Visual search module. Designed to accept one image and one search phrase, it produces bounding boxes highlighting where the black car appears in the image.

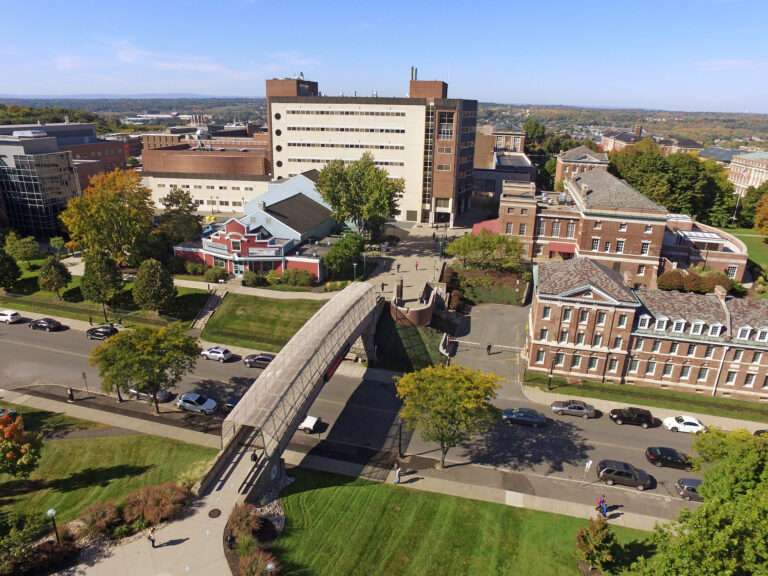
[243,353,276,368]
[609,407,654,428]
[502,407,547,428]
[754,429,767,437]
[86,326,118,340]
[645,446,693,471]
[597,459,652,491]
[29,318,62,332]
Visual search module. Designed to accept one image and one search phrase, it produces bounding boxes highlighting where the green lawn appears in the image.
[0,404,217,532]
[731,231,768,271]
[1,263,210,328]
[372,312,445,372]
[274,469,652,576]
[525,372,768,424]
[201,293,326,352]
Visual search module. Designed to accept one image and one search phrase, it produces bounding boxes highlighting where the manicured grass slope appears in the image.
[201,293,326,352]
[373,312,444,372]
[275,469,649,576]
[732,232,768,270]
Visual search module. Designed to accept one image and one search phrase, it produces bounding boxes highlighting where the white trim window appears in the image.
[588,357,598,371]
[680,365,691,379]
[617,314,627,328]
[733,349,743,362]
[673,320,686,333]
[645,361,656,375]
[737,327,752,340]
[662,363,673,377]
[571,354,582,368]
[697,367,709,381]
[757,328,768,342]
[535,350,545,363]
[744,373,756,388]
[655,318,668,331]
[690,321,704,336]
[542,306,551,319]
[709,324,723,337]
[608,358,619,372]
[638,315,651,330]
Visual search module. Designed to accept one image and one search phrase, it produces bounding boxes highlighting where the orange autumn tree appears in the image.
[0,412,43,479]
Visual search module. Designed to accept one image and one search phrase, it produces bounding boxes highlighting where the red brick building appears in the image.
[527,257,768,401]
[554,146,609,185]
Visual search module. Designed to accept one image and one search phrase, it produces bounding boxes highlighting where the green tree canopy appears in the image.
[755,193,768,236]
[132,258,177,312]
[444,229,523,270]
[0,413,43,479]
[90,323,200,413]
[0,249,22,292]
[3,231,38,268]
[48,236,67,257]
[323,233,365,278]
[315,152,402,235]
[38,255,72,298]
[740,181,768,229]
[157,187,203,245]
[395,365,501,468]
[81,251,123,322]
[523,118,546,148]
[59,169,153,263]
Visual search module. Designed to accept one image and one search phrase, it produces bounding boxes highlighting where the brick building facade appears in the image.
[554,146,609,185]
[527,258,768,402]
[728,151,768,197]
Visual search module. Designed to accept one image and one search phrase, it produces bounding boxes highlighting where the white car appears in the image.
[663,415,708,434]
[176,392,217,415]
[0,310,22,324]
[201,346,233,363]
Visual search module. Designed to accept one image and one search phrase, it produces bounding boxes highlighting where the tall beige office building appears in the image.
[267,69,476,226]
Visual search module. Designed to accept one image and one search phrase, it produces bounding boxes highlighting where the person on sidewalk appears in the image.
[118,318,124,328]
[147,526,156,548]
[88,315,92,326]
[487,344,492,355]
[396,263,400,273]
[381,282,385,292]
[598,495,607,517]
[415,261,419,271]
[394,462,401,485]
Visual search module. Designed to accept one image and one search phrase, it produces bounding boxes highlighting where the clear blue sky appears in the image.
[2,0,767,113]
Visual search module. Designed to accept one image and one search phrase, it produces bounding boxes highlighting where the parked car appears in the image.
[86,326,118,340]
[675,478,703,501]
[201,346,233,363]
[551,399,597,419]
[29,318,62,332]
[502,407,547,428]
[0,408,20,420]
[176,392,217,415]
[243,352,276,368]
[663,415,707,434]
[609,407,654,428]
[0,310,22,324]
[222,397,241,413]
[645,446,693,471]
[128,386,172,403]
[597,459,652,491]
[753,429,767,437]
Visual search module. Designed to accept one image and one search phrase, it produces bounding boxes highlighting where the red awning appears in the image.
[548,242,576,254]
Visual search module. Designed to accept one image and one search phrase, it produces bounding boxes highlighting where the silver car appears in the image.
[0,310,21,324]
[551,399,597,419]
[201,346,233,363]
[177,392,217,415]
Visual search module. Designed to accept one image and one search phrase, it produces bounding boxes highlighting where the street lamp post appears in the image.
[353,262,358,282]
[398,417,405,458]
[47,508,61,548]
[362,253,367,278]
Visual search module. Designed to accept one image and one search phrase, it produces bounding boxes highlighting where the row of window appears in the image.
[590,237,651,255]
[538,327,622,350]
[589,220,654,234]
[286,142,405,150]
[287,158,405,167]
[286,126,405,133]
[194,199,243,207]
[542,306,627,328]
[637,315,767,341]
[534,219,577,238]
[286,110,406,117]
[633,338,764,363]
[156,183,255,191]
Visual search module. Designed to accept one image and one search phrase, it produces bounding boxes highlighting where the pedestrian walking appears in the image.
[487,344,492,355]
[396,263,400,273]
[432,231,436,240]
[394,462,402,485]
[147,527,156,548]
[598,495,607,517]
[381,281,385,292]
[118,318,123,328]
[88,315,92,326]
[415,261,419,271]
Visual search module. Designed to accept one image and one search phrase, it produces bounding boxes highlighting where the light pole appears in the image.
[353,262,358,281]
[397,416,404,458]
[362,253,367,278]
[47,508,61,548]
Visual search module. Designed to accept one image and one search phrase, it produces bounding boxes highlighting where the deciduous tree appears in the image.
[323,233,365,278]
[157,187,203,245]
[0,249,22,293]
[0,412,43,479]
[739,181,768,229]
[523,118,546,148]
[575,516,616,571]
[38,255,72,298]
[396,365,501,469]
[81,251,123,322]
[4,231,38,268]
[315,152,402,235]
[132,258,177,312]
[59,169,153,262]
[48,236,67,258]
[444,229,523,270]
[90,323,200,413]
[755,193,768,236]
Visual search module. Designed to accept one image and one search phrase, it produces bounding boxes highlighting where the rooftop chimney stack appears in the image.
[634,123,643,138]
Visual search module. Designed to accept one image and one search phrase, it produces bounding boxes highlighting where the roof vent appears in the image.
[258,201,266,210]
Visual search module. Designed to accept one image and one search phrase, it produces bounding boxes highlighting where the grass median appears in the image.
[274,468,652,576]
[524,372,768,424]
[201,293,326,352]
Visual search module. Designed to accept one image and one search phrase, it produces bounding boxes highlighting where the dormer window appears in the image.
[757,328,768,342]
[690,321,704,336]
[737,327,752,340]
[673,320,686,333]
[655,318,668,331]
[709,324,723,337]
[638,315,650,330]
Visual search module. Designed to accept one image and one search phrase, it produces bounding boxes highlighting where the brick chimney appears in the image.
[634,123,643,138]
[623,271,633,288]
[714,285,731,337]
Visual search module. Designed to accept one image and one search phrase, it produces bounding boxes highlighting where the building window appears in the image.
[539,328,548,340]
[688,344,697,356]
[616,240,625,253]
[645,225,652,233]
[608,358,619,372]
[571,355,582,368]
[506,223,514,234]
[594,221,602,230]
[613,336,623,349]
[593,334,603,347]
[652,340,661,352]
[438,112,455,139]
[726,266,738,279]
[680,365,691,379]
[520,208,528,215]
[579,310,588,323]
[709,324,722,337]
[563,308,572,322]
[738,327,751,340]
[733,349,743,361]
[670,342,679,354]
[641,241,651,255]
[219,201,229,206]
[629,359,639,373]
[604,241,611,252]
[645,361,656,375]
[619,222,627,231]
[533,244,543,256]
[551,221,561,236]
[745,373,756,388]
[725,371,736,385]
[597,311,606,326]
[617,314,627,328]
[638,265,646,275]
[691,322,704,335]
[536,220,546,235]
[705,345,715,359]
[673,320,685,333]
[566,222,575,238]
[576,333,585,345]
[757,329,768,342]
[519,223,527,235]
[436,164,451,171]
[634,338,644,350]
[231,240,241,252]
[753,351,763,364]
[663,363,673,377]
[536,350,545,363]
[559,330,568,343]
[588,357,598,371]
[555,353,565,367]
[591,238,600,251]
[655,318,667,331]
[697,367,709,381]
[542,306,551,319]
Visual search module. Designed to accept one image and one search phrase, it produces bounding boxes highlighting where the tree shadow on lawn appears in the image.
[47,464,154,493]
[10,276,40,296]
[460,418,592,474]
[609,537,657,574]
[61,285,83,302]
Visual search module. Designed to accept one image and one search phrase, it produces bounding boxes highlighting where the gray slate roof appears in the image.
[300,169,320,183]
[699,147,739,163]
[264,193,331,234]
[635,290,727,325]
[571,170,668,213]
[537,258,636,304]
[726,297,768,330]
[558,145,608,163]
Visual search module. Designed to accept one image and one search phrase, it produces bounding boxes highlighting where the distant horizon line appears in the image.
[0,93,765,116]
